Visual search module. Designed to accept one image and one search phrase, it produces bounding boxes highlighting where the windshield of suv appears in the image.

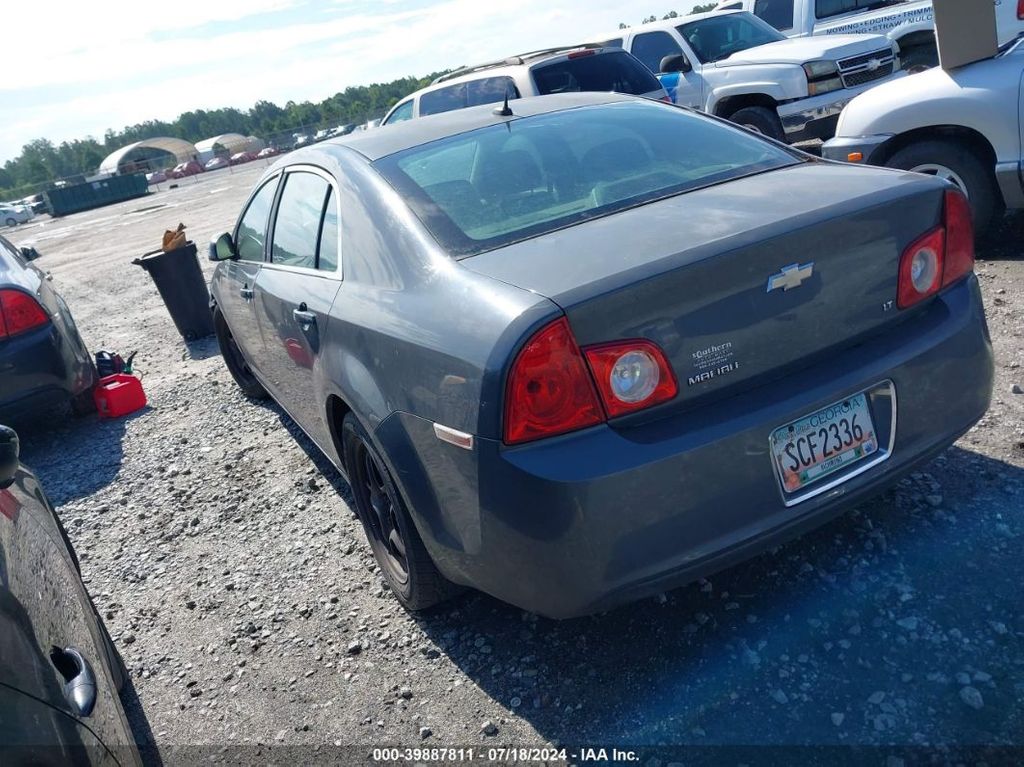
[677,13,786,64]
[374,100,797,258]
[531,50,662,96]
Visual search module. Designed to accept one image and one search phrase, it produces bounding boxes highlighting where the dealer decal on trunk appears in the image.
[688,341,740,387]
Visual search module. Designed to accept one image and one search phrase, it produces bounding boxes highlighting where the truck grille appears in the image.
[838,48,897,89]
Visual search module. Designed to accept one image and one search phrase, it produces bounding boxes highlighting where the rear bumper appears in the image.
[380,276,992,618]
[0,322,96,422]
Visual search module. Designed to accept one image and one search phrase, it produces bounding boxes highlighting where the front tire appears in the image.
[727,106,785,142]
[342,413,458,612]
[887,140,1001,234]
[5,218,15,227]
[214,309,267,399]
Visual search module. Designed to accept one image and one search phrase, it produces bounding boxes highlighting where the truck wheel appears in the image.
[900,44,938,73]
[727,106,785,142]
[342,413,460,612]
[887,140,1001,234]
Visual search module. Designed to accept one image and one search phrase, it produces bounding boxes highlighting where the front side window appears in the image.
[235,177,279,261]
[754,0,795,30]
[375,100,797,258]
[271,172,331,269]
[677,13,786,64]
[630,31,685,74]
[532,50,662,96]
[385,100,414,124]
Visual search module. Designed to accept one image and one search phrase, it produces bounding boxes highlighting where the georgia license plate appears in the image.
[771,393,878,494]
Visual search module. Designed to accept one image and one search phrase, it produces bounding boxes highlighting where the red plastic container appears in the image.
[93,374,147,418]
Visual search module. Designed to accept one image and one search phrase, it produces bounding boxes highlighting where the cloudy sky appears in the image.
[1,1,705,163]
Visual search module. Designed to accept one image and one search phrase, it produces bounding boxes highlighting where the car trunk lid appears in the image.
[462,162,946,417]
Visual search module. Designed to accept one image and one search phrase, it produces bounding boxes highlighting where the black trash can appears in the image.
[133,242,215,341]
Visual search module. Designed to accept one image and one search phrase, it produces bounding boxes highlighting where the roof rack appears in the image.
[431,43,605,85]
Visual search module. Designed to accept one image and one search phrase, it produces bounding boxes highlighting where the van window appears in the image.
[385,100,414,124]
[532,50,662,96]
[420,77,519,116]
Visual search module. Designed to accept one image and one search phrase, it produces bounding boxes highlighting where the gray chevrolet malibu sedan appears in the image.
[208,92,993,619]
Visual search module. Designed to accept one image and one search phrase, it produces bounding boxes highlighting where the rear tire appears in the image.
[214,309,267,399]
[887,140,1001,234]
[4,217,15,227]
[342,413,459,612]
[70,388,96,416]
[727,106,785,142]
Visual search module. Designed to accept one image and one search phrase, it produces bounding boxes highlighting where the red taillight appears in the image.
[897,189,975,309]
[503,317,604,445]
[0,289,49,338]
[1018,0,1024,19]
[659,95,672,103]
[583,340,678,418]
[567,49,597,59]
[943,188,975,285]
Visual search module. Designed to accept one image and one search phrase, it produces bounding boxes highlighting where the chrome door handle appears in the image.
[52,647,97,717]
[240,287,254,301]
[293,309,316,326]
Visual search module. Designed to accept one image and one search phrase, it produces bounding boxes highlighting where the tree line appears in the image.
[0,73,443,200]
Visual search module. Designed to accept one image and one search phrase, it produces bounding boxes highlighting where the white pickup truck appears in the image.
[590,9,902,142]
[718,0,1024,70]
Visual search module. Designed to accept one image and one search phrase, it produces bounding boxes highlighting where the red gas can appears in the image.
[93,374,147,418]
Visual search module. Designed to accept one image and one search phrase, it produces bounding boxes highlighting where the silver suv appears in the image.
[381,46,668,124]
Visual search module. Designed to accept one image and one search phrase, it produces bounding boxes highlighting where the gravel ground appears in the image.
[8,162,1024,761]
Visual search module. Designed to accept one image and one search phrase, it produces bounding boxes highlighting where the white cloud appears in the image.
[2,1,701,162]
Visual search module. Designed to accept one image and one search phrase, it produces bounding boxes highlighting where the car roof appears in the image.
[314,91,639,162]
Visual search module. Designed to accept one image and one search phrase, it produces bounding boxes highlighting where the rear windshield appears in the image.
[420,77,520,117]
[532,50,662,96]
[677,13,786,63]
[374,100,797,258]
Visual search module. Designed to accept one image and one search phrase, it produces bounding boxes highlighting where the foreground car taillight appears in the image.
[504,318,678,444]
[583,341,678,418]
[897,189,975,309]
[1018,0,1024,19]
[504,317,604,445]
[0,289,49,339]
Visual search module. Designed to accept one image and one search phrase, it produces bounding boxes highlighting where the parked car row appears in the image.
[1,204,34,227]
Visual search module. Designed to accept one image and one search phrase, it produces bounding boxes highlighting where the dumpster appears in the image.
[45,174,148,217]
[132,242,215,341]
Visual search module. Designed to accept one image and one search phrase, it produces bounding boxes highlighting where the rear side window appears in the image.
[815,0,884,21]
[532,50,662,96]
[630,31,685,74]
[272,172,331,269]
[318,188,340,272]
[420,77,520,117]
[235,178,279,262]
[754,0,795,30]
[375,99,797,258]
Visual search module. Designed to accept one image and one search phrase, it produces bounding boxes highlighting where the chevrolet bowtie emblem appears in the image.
[766,262,815,293]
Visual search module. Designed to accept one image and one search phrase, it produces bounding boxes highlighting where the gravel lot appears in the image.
[8,160,1024,762]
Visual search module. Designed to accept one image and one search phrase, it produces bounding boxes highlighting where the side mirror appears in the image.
[20,246,40,261]
[660,53,692,74]
[0,426,19,490]
[208,232,237,262]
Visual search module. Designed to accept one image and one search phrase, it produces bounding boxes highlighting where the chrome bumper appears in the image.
[777,72,907,140]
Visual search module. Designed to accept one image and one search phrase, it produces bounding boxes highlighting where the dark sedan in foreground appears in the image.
[0,236,96,422]
[209,93,993,619]
[0,426,141,764]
